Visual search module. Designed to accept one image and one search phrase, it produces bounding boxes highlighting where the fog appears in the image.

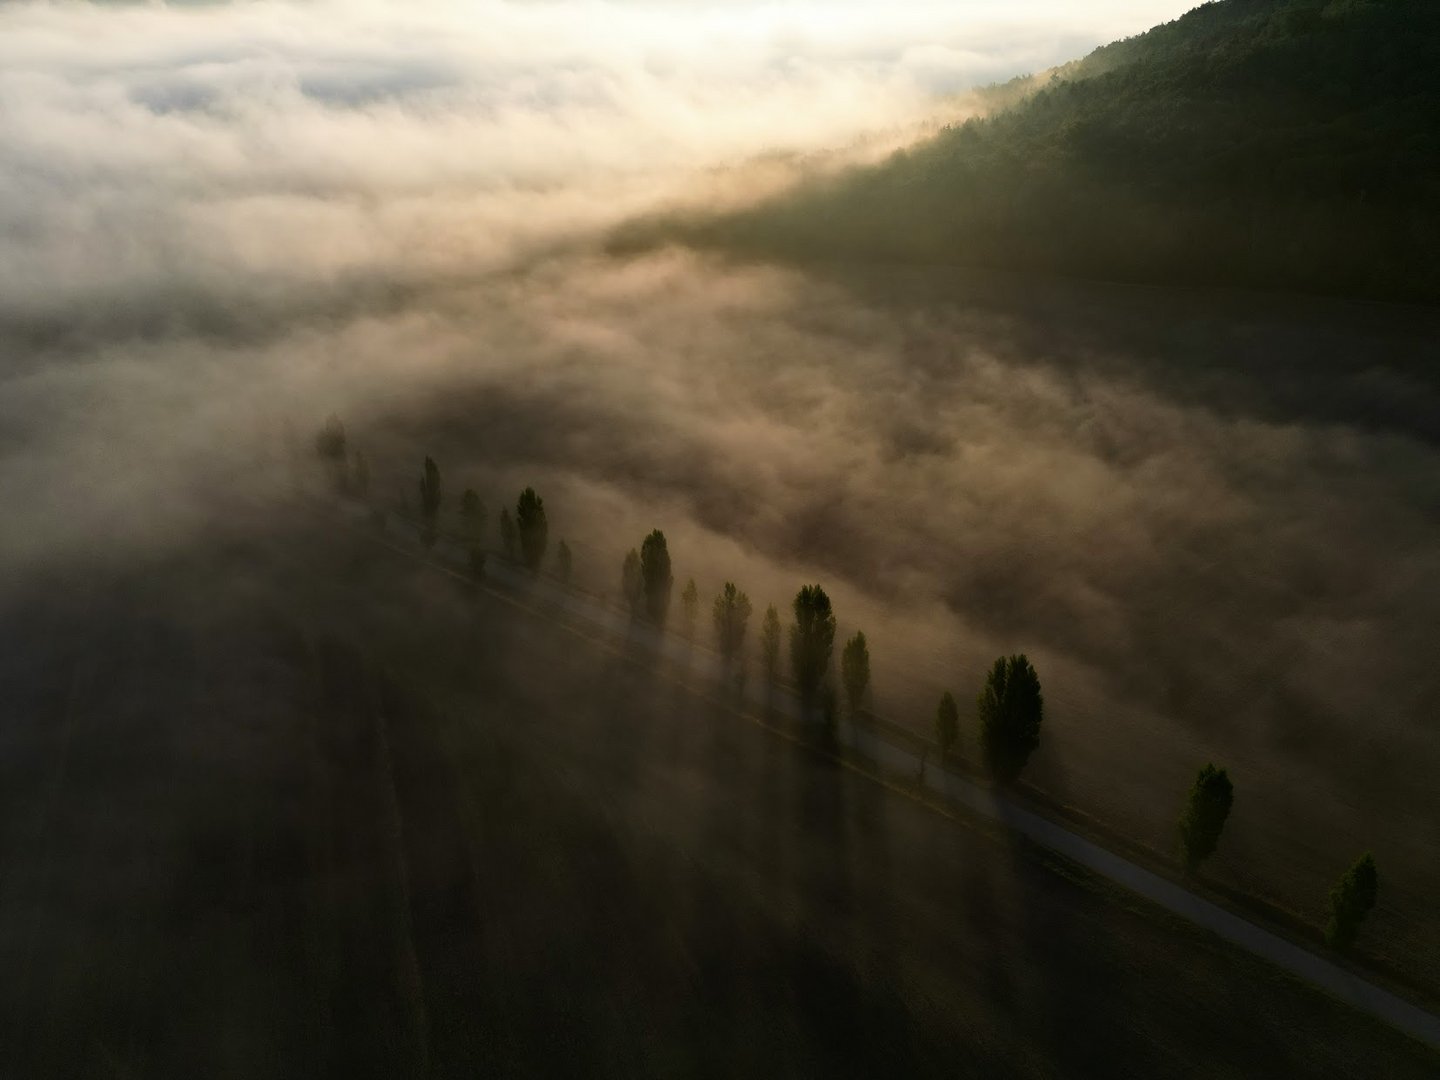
[4,0,1440,999]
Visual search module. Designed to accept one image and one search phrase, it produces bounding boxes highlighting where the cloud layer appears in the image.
[5,0,1439,984]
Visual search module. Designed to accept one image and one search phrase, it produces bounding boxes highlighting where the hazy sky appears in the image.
[0,0,1200,333]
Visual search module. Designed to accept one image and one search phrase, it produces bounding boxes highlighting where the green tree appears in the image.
[760,604,782,682]
[1327,853,1379,950]
[712,583,753,662]
[977,654,1044,782]
[640,530,673,624]
[679,579,699,637]
[936,691,959,761]
[621,548,644,615]
[419,456,442,523]
[1177,763,1234,874]
[516,487,548,572]
[840,631,870,718]
[789,584,836,705]
[556,539,573,584]
[498,508,516,559]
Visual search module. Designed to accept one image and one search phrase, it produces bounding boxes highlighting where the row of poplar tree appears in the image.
[317,419,1380,953]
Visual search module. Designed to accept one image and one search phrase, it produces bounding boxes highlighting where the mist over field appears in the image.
[4,0,1440,1070]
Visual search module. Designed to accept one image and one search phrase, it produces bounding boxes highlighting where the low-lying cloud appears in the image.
[4,0,1438,976]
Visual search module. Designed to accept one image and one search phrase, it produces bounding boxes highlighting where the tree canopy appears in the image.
[657,0,1440,303]
[977,654,1043,782]
[516,487,548,572]
[840,631,870,717]
[1177,763,1235,874]
[712,582,752,661]
[1327,852,1379,950]
[639,530,673,624]
[789,584,836,705]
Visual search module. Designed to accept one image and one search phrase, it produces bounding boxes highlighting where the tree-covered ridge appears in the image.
[670,0,1440,302]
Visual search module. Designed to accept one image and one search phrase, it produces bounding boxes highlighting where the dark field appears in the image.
[1,508,1434,1077]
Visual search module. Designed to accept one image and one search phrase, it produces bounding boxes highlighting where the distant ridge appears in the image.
[643,0,1440,303]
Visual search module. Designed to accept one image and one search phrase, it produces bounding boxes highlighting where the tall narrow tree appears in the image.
[977,654,1044,782]
[515,487,548,572]
[712,583,753,662]
[1327,853,1379,949]
[1177,763,1234,874]
[789,585,836,705]
[639,530,673,624]
[840,631,870,718]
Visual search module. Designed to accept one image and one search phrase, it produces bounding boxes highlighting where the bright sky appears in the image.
[0,0,1202,306]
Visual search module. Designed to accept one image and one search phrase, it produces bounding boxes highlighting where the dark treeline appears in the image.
[646,0,1440,303]
[320,420,1383,951]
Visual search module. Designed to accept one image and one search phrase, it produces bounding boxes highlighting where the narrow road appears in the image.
[345,499,1440,1051]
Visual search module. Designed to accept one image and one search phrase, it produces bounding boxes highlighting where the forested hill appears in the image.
[647,0,1440,303]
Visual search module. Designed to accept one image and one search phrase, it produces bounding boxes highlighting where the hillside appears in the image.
[651,0,1440,302]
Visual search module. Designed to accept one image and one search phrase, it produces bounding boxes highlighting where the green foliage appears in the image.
[419,456,442,522]
[621,548,644,615]
[315,414,346,460]
[556,539,573,584]
[1327,852,1379,949]
[678,0,1440,303]
[760,604,782,682]
[516,487,548,572]
[977,654,1043,782]
[1177,763,1235,873]
[498,508,516,559]
[712,582,753,662]
[840,631,870,717]
[789,584,836,704]
[935,691,959,760]
[679,578,699,637]
[639,530,673,624]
